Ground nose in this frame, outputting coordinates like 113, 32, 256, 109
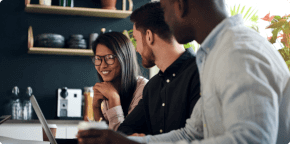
100, 58, 108, 68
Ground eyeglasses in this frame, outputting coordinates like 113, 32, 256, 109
92, 54, 117, 66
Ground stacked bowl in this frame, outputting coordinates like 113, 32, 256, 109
67, 34, 87, 49
34, 33, 65, 48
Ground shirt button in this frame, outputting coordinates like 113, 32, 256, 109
172, 73, 176, 77
162, 103, 165, 106
160, 129, 163, 133
166, 79, 170, 83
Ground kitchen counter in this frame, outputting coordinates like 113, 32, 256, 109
1, 120, 81, 140
5, 119, 82, 124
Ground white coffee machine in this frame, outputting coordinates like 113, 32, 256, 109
57, 87, 82, 118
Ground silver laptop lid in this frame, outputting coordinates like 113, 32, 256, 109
30, 95, 57, 144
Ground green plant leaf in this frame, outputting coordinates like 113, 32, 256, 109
243, 7, 252, 21
272, 19, 287, 28
230, 6, 233, 15
251, 15, 259, 23
270, 28, 281, 43
233, 5, 237, 15
274, 16, 282, 21
230, 4, 258, 30
124, 29, 137, 49
184, 43, 191, 48
237, 4, 241, 15
284, 29, 290, 34
250, 25, 259, 32
240, 6, 246, 15
286, 60, 290, 65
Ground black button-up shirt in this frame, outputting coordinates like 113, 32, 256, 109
117, 48, 200, 135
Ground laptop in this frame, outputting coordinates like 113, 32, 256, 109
30, 95, 58, 144
0, 115, 11, 125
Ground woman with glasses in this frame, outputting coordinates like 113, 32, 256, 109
91, 32, 148, 131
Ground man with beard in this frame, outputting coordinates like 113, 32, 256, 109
77, 0, 290, 143
77, 1, 201, 141
116, 1, 200, 136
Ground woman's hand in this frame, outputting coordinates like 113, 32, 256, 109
92, 85, 106, 108
94, 82, 121, 109
94, 82, 119, 100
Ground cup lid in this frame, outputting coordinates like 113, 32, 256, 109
78, 121, 108, 130
47, 124, 57, 128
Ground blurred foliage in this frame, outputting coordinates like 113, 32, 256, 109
262, 13, 290, 71
230, 4, 259, 32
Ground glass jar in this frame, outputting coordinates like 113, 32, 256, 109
83, 87, 94, 121
11, 86, 22, 120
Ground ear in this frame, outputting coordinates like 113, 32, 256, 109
145, 29, 154, 46
175, 0, 188, 18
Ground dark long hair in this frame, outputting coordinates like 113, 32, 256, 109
92, 32, 141, 116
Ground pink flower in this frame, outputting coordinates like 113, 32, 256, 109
267, 36, 272, 40
261, 13, 275, 22
278, 33, 284, 38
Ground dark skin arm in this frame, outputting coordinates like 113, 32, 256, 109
77, 129, 142, 144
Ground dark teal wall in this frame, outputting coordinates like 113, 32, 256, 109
0, 0, 150, 119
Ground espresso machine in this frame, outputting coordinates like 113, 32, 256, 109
56, 87, 82, 119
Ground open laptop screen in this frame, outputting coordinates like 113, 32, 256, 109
30, 95, 58, 144
0, 115, 11, 125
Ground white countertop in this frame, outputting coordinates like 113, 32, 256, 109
5, 119, 82, 124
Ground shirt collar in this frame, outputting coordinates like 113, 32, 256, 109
158, 48, 196, 77
200, 14, 244, 54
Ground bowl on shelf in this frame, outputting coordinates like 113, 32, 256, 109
35, 33, 65, 42
70, 34, 83, 40
67, 34, 87, 49
35, 39, 65, 48
67, 39, 86, 45
35, 33, 65, 48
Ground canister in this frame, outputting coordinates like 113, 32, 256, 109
83, 87, 94, 121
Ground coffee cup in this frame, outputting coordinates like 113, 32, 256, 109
78, 121, 108, 130
43, 124, 57, 141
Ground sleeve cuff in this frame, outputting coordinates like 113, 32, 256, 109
106, 105, 125, 123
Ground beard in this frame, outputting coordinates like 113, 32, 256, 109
141, 39, 155, 68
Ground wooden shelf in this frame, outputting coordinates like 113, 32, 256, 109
24, 0, 133, 18
28, 26, 94, 56
28, 47, 94, 56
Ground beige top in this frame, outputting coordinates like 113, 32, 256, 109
100, 76, 148, 131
